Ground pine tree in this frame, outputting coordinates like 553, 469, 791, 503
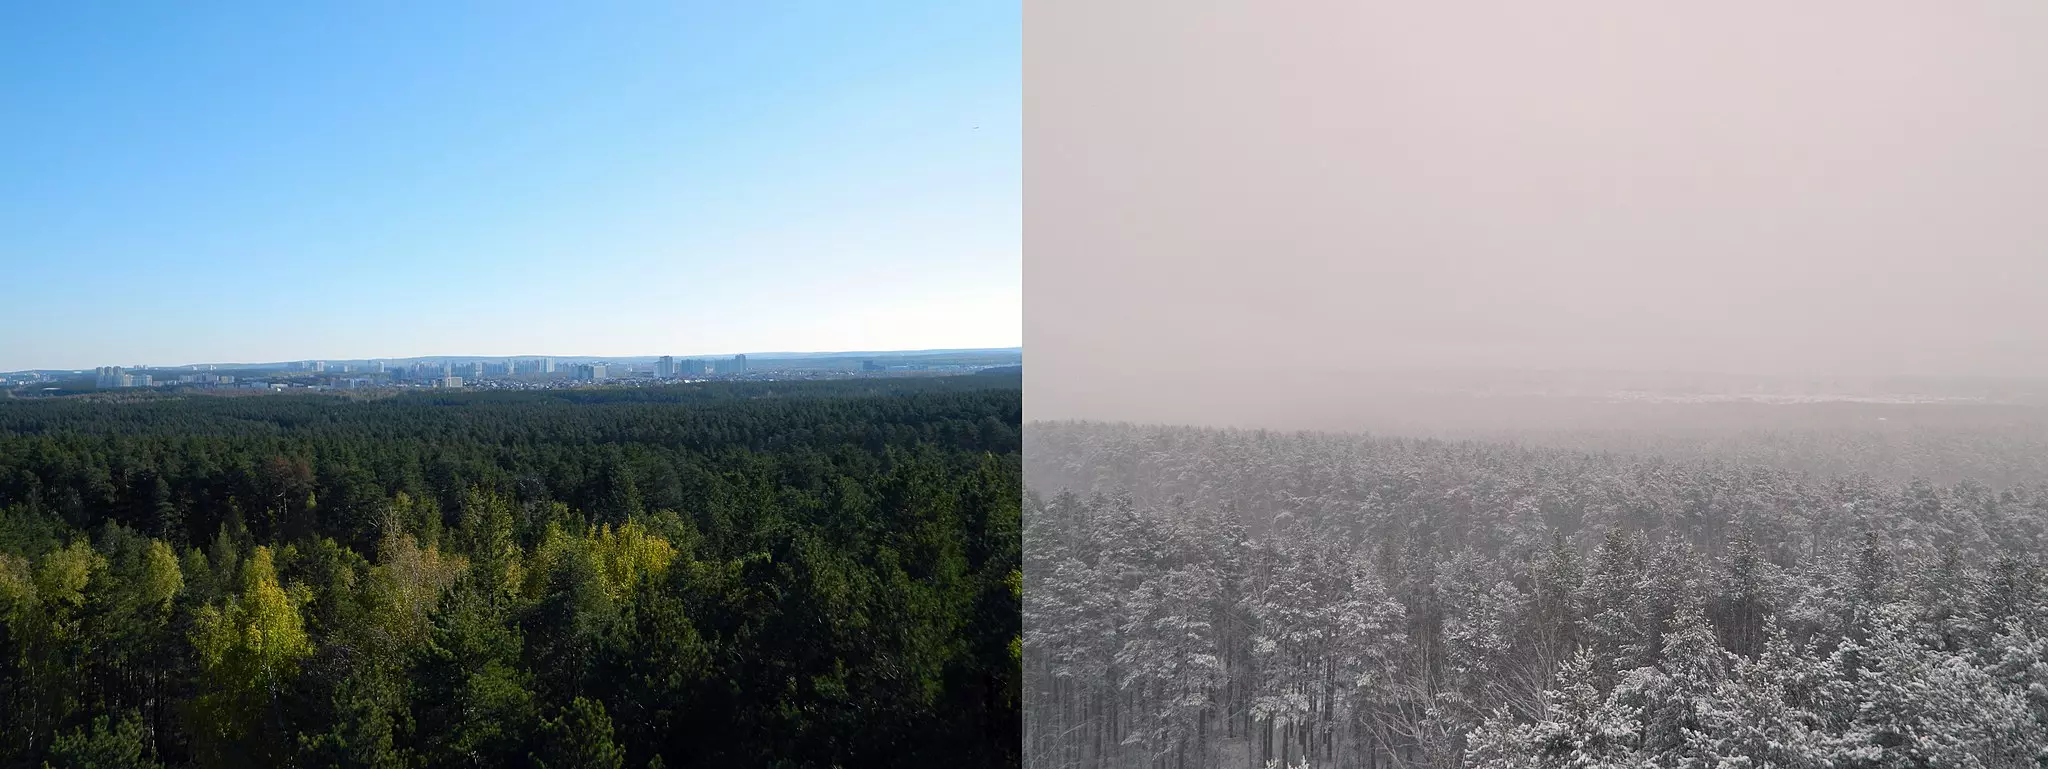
42, 712, 163, 769
1708, 617, 1829, 766
1466, 649, 1642, 769
1580, 529, 1652, 683
1712, 529, 1773, 657
1116, 565, 1224, 765
1821, 604, 2042, 766
1623, 590, 1729, 764
531, 696, 626, 769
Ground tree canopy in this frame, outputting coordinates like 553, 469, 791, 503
1026, 420, 2048, 768
0, 375, 1021, 768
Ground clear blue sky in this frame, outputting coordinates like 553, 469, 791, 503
0, 2, 1019, 371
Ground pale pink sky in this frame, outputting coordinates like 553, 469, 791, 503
1028, 1, 2048, 423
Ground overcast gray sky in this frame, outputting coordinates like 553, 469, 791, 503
1028, 1, 2048, 424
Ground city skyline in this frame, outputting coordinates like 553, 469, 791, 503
2, 346, 1021, 374
0, 3, 1020, 373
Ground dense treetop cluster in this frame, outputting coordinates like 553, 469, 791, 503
1025, 420, 2048, 768
0, 375, 1022, 769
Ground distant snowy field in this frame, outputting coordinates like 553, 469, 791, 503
1592, 390, 1994, 405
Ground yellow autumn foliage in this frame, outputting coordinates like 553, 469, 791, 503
589, 521, 677, 599
35, 540, 103, 610
192, 546, 313, 682
0, 553, 32, 621
522, 518, 677, 601
369, 527, 468, 646
139, 539, 185, 610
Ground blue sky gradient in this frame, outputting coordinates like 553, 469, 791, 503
0, 2, 1019, 370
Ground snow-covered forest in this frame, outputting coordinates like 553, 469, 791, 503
1023, 420, 2048, 768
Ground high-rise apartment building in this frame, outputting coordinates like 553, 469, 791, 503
657, 356, 676, 378
95, 368, 148, 387
728, 354, 747, 374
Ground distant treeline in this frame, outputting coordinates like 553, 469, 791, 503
1425, 416, 2048, 490
0, 375, 1022, 768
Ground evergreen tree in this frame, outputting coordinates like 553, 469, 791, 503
42, 712, 163, 769
531, 696, 626, 769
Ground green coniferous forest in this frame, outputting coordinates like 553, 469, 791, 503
0, 374, 1021, 769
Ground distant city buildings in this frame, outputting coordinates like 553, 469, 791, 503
654, 356, 719, 379
26, 350, 1011, 397
647, 355, 745, 377
9, 351, 1020, 398
93, 367, 156, 388
93, 367, 153, 388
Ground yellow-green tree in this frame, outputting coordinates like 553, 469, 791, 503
367, 525, 467, 649
188, 546, 312, 767
589, 521, 677, 600
0, 541, 107, 757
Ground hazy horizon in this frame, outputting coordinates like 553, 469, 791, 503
1029, 0, 2048, 427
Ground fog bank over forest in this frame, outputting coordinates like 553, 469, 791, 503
1028, 366, 2048, 430
1028, 1, 2048, 428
